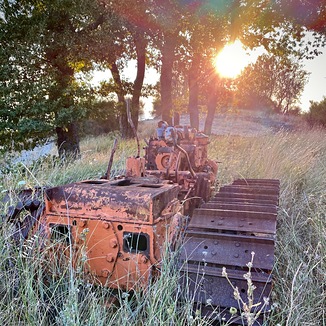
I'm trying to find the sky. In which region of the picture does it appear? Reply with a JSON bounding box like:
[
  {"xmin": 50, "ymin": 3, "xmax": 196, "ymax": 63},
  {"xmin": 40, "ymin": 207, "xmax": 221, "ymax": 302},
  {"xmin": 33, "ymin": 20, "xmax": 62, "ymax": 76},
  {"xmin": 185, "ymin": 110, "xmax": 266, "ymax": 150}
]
[{"xmin": 300, "ymin": 47, "xmax": 326, "ymax": 111}]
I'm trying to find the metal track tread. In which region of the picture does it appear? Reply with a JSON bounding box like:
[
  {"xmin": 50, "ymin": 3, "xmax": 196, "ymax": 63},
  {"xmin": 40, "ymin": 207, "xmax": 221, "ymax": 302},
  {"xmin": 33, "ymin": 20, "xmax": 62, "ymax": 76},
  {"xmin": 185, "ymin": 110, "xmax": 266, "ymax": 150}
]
[
  {"xmin": 2, "ymin": 188, "xmax": 44, "ymax": 243},
  {"xmin": 180, "ymin": 178, "xmax": 280, "ymax": 324}
]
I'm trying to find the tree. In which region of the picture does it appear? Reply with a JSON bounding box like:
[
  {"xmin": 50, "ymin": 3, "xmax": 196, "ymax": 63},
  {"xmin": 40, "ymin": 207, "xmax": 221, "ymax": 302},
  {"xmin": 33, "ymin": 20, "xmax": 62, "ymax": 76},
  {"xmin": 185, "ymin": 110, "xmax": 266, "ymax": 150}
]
[
  {"xmin": 0, "ymin": 0, "xmax": 103, "ymax": 157},
  {"xmin": 2, "ymin": 0, "xmax": 325, "ymax": 156},
  {"xmin": 153, "ymin": 0, "xmax": 314, "ymax": 128},
  {"xmin": 85, "ymin": 0, "xmax": 152, "ymax": 138},
  {"xmin": 278, "ymin": 0, "xmax": 326, "ymax": 35},
  {"xmin": 0, "ymin": 0, "xmax": 161, "ymax": 152},
  {"xmin": 235, "ymin": 54, "xmax": 309, "ymax": 113},
  {"xmin": 186, "ymin": 0, "xmax": 325, "ymax": 129},
  {"xmin": 0, "ymin": 39, "xmax": 54, "ymax": 152},
  {"xmin": 202, "ymin": 70, "xmax": 233, "ymax": 134}
]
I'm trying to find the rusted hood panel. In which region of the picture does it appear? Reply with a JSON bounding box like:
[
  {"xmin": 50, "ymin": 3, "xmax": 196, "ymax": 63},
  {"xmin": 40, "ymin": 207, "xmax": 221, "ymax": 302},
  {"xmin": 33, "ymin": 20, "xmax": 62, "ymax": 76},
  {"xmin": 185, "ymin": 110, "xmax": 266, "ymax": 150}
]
[{"xmin": 45, "ymin": 179, "xmax": 179, "ymax": 222}]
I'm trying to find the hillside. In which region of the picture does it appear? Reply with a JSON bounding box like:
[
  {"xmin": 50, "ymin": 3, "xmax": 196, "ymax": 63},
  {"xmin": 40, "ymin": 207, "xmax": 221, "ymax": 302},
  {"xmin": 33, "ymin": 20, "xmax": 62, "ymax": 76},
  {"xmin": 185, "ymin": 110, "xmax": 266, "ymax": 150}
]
[{"xmin": 143, "ymin": 109, "xmax": 303, "ymax": 137}]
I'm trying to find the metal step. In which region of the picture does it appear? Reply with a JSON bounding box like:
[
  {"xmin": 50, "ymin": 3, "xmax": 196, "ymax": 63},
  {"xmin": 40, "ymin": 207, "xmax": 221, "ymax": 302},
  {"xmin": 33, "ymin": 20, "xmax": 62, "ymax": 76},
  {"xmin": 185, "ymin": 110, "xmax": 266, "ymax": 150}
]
[
  {"xmin": 214, "ymin": 191, "xmax": 279, "ymax": 202},
  {"xmin": 232, "ymin": 179, "xmax": 280, "ymax": 187}
]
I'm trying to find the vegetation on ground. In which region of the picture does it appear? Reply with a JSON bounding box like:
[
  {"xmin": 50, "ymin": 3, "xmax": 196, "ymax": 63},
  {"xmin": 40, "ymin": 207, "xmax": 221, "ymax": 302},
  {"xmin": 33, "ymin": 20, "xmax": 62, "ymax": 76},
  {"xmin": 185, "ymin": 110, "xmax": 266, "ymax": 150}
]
[
  {"xmin": 0, "ymin": 122, "xmax": 325, "ymax": 325},
  {"xmin": 305, "ymin": 96, "xmax": 326, "ymax": 128}
]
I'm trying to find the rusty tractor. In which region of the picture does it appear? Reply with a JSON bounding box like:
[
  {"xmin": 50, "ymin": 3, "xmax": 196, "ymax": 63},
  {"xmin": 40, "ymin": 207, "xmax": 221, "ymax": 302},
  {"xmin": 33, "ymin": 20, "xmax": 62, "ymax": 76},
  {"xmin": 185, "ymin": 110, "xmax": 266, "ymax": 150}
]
[{"xmin": 4, "ymin": 121, "xmax": 280, "ymax": 324}]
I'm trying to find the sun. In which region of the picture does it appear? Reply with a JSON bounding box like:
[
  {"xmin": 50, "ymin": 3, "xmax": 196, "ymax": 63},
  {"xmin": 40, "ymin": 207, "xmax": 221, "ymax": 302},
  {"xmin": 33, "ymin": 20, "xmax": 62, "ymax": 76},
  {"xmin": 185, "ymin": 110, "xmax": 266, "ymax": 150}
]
[{"xmin": 214, "ymin": 40, "xmax": 249, "ymax": 78}]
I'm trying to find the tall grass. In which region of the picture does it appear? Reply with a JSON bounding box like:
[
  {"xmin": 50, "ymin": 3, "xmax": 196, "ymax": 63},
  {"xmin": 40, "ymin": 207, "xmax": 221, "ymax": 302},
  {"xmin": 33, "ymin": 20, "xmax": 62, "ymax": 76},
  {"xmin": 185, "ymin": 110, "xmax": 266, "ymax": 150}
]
[
  {"xmin": 209, "ymin": 130, "xmax": 326, "ymax": 325},
  {"xmin": 0, "ymin": 124, "xmax": 325, "ymax": 325}
]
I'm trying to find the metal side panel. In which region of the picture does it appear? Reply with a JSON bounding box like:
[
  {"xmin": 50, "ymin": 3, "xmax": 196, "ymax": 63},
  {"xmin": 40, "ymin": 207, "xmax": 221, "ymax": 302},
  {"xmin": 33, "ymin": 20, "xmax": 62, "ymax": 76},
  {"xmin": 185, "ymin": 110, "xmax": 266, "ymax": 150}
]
[{"xmin": 180, "ymin": 231, "xmax": 274, "ymax": 270}]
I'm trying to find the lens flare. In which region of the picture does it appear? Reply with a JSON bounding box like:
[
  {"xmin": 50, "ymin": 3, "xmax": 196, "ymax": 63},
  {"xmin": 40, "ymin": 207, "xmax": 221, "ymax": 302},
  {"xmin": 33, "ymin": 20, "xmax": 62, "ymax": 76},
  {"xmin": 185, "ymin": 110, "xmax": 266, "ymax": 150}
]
[{"xmin": 214, "ymin": 40, "xmax": 250, "ymax": 78}]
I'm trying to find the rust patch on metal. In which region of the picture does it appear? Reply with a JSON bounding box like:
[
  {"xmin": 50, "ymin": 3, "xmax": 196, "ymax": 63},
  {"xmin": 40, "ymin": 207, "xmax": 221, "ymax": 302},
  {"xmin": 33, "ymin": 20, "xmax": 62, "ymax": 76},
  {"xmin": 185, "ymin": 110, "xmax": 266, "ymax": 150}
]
[{"xmin": 45, "ymin": 181, "xmax": 179, "ymax": 223}]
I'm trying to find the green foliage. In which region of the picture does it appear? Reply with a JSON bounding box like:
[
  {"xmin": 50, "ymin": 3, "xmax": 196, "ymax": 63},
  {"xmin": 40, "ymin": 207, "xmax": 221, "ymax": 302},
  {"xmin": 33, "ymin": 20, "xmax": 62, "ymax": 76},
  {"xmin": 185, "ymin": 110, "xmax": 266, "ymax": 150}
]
[
  {"xmin": 0, "ymin": 0, "xmax": 102, "ymax": 153},
  {"xmin": 0, "ymin": 38, "xmax": 54, "ymax": 151},
  {"xmin": 305, "ymin": 97, "xmax": 326, "ymax": 127}
]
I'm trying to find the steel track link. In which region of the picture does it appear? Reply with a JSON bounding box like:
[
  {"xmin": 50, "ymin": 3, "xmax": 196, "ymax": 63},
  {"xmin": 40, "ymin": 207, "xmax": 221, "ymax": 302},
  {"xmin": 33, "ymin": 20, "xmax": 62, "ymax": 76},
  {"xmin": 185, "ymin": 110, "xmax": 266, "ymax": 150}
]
[{"xmin": 2, "ymin": 188, "xmax": 45, "ymax": 243}]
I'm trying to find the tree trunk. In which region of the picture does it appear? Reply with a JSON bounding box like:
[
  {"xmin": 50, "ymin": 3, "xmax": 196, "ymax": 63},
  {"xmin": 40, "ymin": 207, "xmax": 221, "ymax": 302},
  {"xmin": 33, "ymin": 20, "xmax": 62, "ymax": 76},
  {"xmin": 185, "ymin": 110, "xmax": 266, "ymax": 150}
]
[
  {"xmin": 46, "ymin": 42, "xmax": 81, "ymax": 159},
  {"xmin": 160, "ymin": 32, "xmax": 176, "ymax": 125},
  {"xmin": 188, "ymin": 53, "xmax": 200, "ymax": 129},
  {"xmin": 131, "ymin": 30, "xmax": 146, "ymax": 133},
  {"xmin": 109, "ymin": 61, "xmax": 131, "ymax": 138},
  {"xmin": 56, "ymin": 123, "xmax": 80, "ymax": 159},
  {"xmin": 204, "ymin": 75, "xmax": 218, "ymax": 135}
]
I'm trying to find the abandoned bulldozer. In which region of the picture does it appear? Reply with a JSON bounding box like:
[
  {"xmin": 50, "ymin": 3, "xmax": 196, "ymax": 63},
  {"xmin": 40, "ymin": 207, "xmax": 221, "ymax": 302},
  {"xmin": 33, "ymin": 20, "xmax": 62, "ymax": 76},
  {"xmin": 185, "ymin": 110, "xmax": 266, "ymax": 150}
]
[{"xmin": 4, "ymin": 121, "xmax": 279, "ymax": 324}]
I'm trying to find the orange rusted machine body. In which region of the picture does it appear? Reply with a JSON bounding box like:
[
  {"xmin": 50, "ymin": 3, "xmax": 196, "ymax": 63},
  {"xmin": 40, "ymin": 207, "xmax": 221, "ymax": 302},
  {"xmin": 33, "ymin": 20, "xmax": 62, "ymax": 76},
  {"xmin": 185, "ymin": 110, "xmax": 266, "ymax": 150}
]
[
  {"xmin": 126, "ymin": 124, "xmax": 218, "ymax": 208},
  {"xmin": 42, "ymin": 178, "xmax": 181, "ymax": 289}
]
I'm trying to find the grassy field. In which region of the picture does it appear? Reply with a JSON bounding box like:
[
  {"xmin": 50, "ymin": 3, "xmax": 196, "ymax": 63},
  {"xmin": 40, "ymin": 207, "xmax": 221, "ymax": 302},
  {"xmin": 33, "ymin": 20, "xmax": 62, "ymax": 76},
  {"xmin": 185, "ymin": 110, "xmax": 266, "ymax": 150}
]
[{"xmin": 0, "ymin": 122, "xmax": 325, "ymax": 325}]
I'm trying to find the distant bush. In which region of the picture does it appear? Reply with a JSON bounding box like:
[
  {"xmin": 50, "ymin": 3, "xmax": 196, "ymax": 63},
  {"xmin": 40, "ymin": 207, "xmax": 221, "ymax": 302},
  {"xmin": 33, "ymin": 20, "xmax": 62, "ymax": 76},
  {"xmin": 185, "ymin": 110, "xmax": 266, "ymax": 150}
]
[
  {"xmin": 305, "ymin": 97, "xmax": 326, "ymax": 127},
  {"xmin": 80, "ymin": 100, "xmax": 119, "ymax": 136}
]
